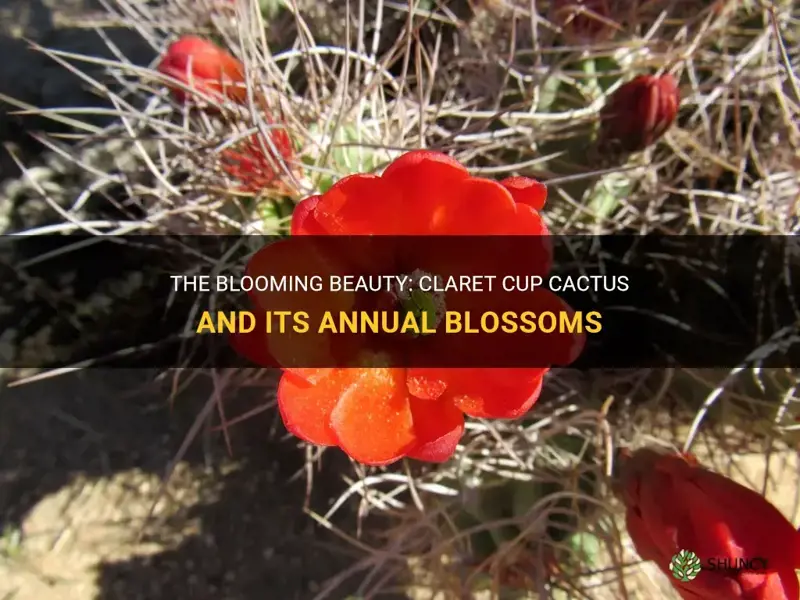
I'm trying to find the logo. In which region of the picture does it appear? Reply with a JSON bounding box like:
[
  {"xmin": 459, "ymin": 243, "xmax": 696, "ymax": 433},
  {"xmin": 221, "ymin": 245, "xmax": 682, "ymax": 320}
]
[
  {"xmin": 707, "ymin": 557, "xmax": 768, "ymax": 573},
  {"xmin": 669, "ymin": 551, "xmax": 769, "ymax": 582},
  {"xmin": 670, "ymin": 550, "xmax": 702, "ymax": 582}
]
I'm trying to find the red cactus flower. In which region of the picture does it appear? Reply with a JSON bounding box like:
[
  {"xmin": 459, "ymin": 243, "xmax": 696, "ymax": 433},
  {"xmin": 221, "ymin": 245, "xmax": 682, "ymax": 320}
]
[
  {"xmin": 599, "ymin": 73, "xmax": 680, "ymax": 153},
  {"xmin": 220, "ymin": 126, "xmax": 295, "ymax": 194},
  {"xmin": 157, "ymin": 35, "xmax": 247, "ymax": 105},
  {"xmin": 291, "ymin": 152, "xmax": 550, "ymax": 236},
  {"xmin": 551, "ymin": 0, "xmax": 617, "ymax": 44},
  {"xmin": 231, "ymin": 150, "xmax": 585, "ymax": 466},
  {"xmin": 619, "ymin": 448, "xmax": 800, "ymax": 600}
]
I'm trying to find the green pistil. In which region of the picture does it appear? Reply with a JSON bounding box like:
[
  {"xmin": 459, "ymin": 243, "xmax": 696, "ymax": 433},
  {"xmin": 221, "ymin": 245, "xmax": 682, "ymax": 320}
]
[{"xmin": 400, "ymin": 288, "xmax": 440, "ymax": 336}]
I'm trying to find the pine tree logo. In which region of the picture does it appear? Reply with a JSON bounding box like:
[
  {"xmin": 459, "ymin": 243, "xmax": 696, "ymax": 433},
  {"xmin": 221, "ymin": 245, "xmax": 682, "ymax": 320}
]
[{"xmin": 670, "ymin": 550, "xmax": 702, "ymax": 582}]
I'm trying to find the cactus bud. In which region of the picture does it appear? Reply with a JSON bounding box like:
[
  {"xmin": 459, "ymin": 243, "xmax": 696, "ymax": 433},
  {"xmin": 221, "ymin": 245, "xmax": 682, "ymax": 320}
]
[
  {"xmin": 599, "ymin": 73, "xmax": 680, "ymax": 153},
  {"xmin": 157, "ymin": 36, "xmax": 247, "ymax": 105},
  {"xmin": 220, "ymin": 127, "xmax": 295, "ymax": 194}
]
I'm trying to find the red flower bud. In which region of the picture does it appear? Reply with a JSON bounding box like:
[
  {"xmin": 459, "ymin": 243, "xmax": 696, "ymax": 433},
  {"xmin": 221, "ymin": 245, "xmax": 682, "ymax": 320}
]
[
  {"xmin": 619, "ymin": 448, "xmax": 800, "ymax": 600},
  {"xmin": 220, "ymin": 126, "xmax": 295, "ymax": 194},
  {"xmin": 157, "ymin": 36, "xmax": 246, "ymax": 105},
  {"xmin": 551, "ymin": 0, "xmax": 616, "ymax": 45},
  {"xmin": 599, "ymin": 73, "xmax": 680, "ymax": 153}
]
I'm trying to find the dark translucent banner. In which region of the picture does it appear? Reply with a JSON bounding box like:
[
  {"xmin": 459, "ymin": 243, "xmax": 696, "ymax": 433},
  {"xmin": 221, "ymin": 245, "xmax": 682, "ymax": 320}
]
[{"xmin": 1, "ymin": 235, "xmax": 797, "ymax": 369}]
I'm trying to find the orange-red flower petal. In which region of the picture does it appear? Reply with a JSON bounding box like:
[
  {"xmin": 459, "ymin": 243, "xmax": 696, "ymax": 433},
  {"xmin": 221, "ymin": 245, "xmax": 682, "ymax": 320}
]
[
  {"xmin": 405, "ymin": 397, "xmax": 465, "ymax": 463},
  {"xmin": 427, "ymin": 177, "xmax": 518, "ymax": 235},
  {"xmin": 277, "ymin": 370, "xmax": 342, "ymax": 446},
  {"xmin": 293, "ymin": 150, "xmax": 552, "ymax": 236},
  {"xmin": 450, "ymin": 369, "xmax": 546, "ymax": 419},
  {"xmin": 304, "ymin": 174, "xmax": 403, "ymax": 235},
  {"xmin": 291, "ymin": 195, "xmax": 323, "ymax": 235},
  {"xmin": 329, "ymin": 368, "xmax": 416, "ymax": 465},
  {"xmin": 380, "ymin": 150, "xmax": 471, "ymax": 234},
  {"xmin": 406, "ymin": 368, "xmax": 449, "ymax": 400},
  {"xmin": 228, "ymin": 310, "xmax": 280, "ymax": 368},
  {"xmin": 500, "ymin": 176, "xmax": 548, "ymax": 211}
]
